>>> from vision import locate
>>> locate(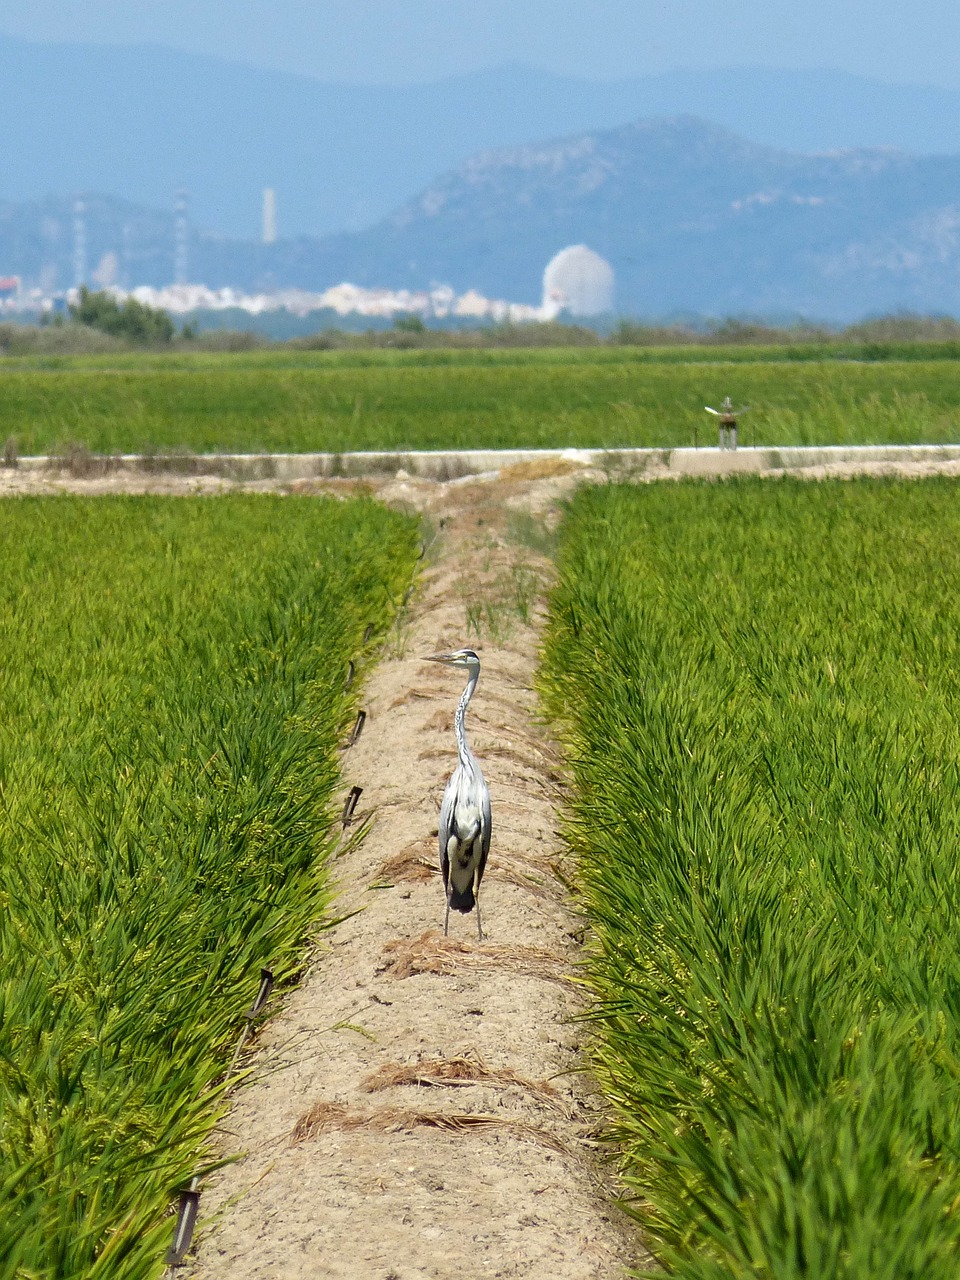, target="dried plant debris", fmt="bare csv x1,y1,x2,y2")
387,687,435,710
290,1101,566,1152
361,1056,574,1117
422,708,452,732
488,854,552,896
377,930,570,984
378,846,548,895
378,842,438,883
